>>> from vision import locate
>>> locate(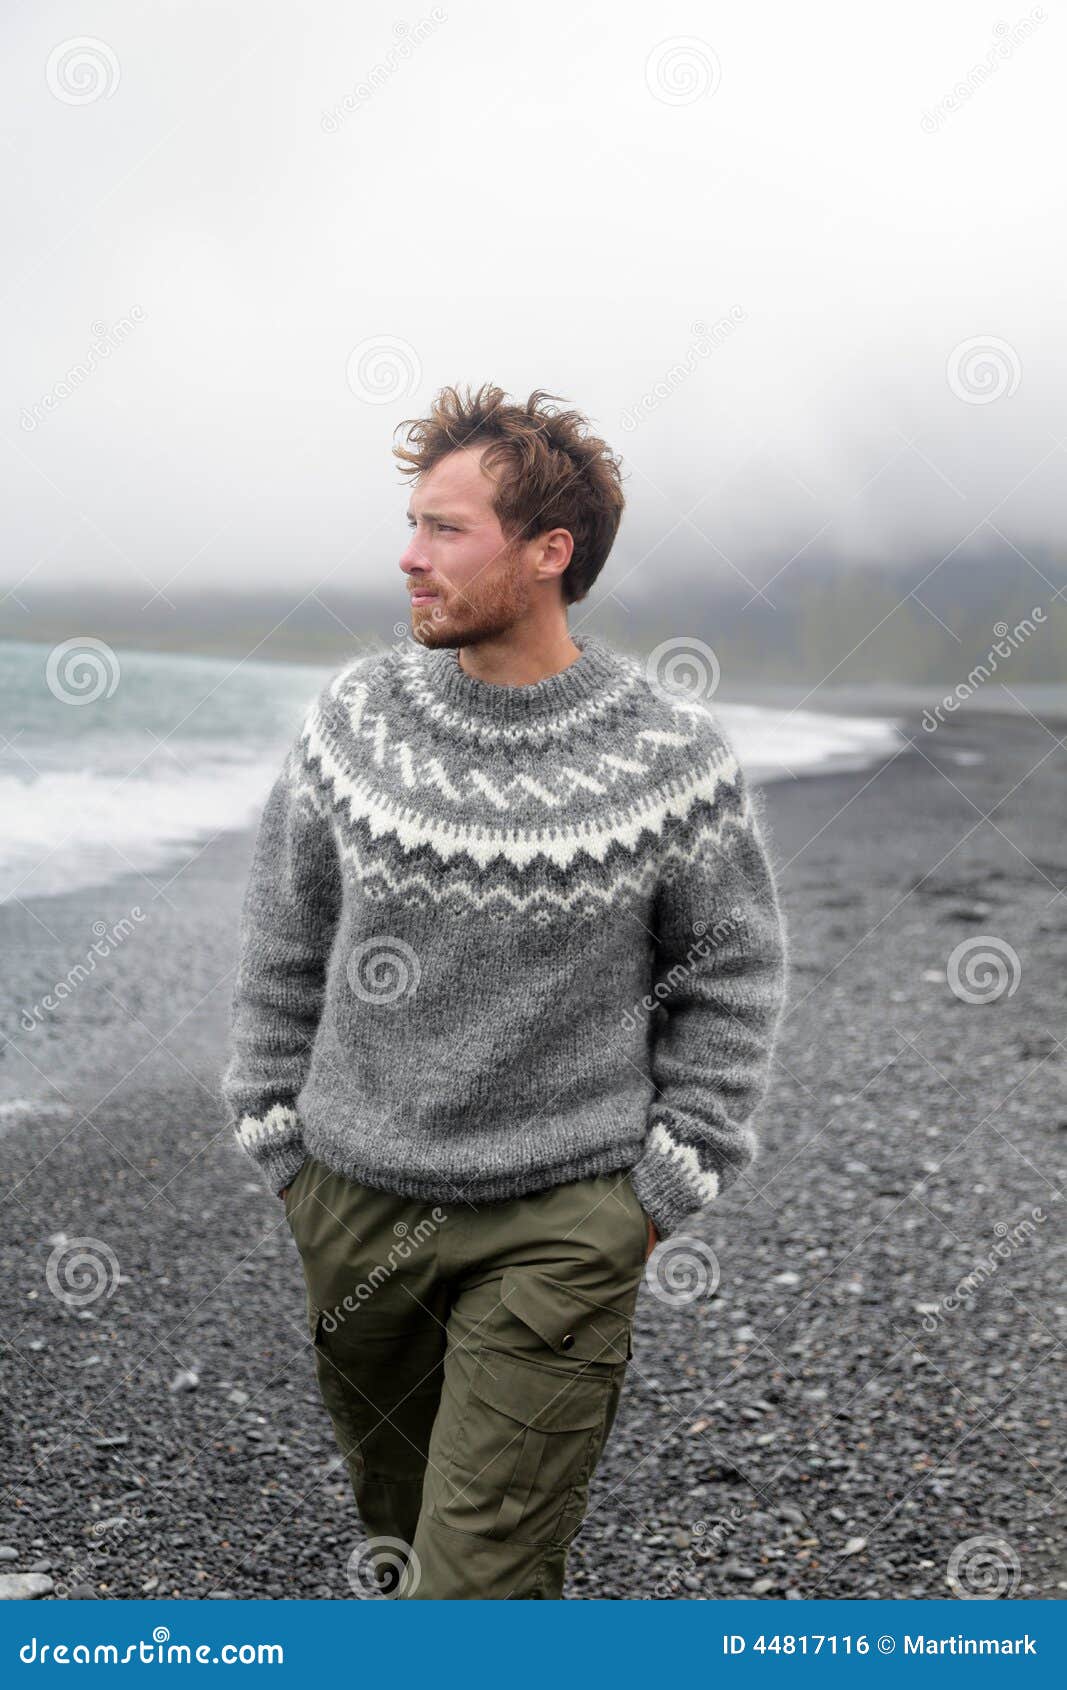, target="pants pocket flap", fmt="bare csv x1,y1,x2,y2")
500,1268,632,1364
